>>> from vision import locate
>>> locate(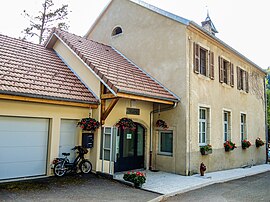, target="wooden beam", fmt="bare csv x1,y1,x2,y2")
116,92,175,105
100,93,116,100
0,94,98,108
101,99,106,125
102,98,119,122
